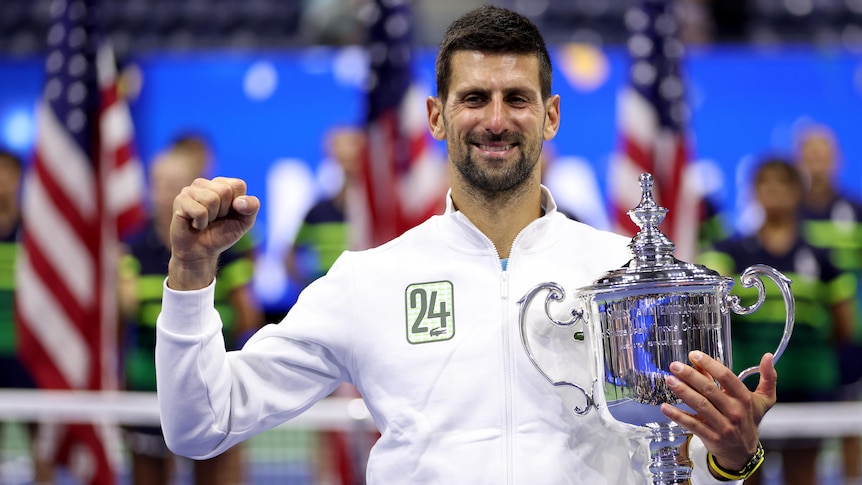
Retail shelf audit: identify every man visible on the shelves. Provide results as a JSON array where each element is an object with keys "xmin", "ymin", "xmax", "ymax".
[
  {"xmin": 794, "ymin": 124, "xmax": 862, "ymax": 483},
  {"xmin": 284, "ymin": 126, "xmax": 373, "ymax": 485},
  {"xmin": 156, "ymin": 7, "xmax": 775, "ymax": 483},
  {"xmin": 286, "ymin": 125, "xmax": 366, "ymax": 288},
  {"xmin": 121, "ymin": 148, "xmax": 260, "ymax": 484},
  {"xmin": 0, "ymin": 149, "xmax": 54, "ymax": 483}
]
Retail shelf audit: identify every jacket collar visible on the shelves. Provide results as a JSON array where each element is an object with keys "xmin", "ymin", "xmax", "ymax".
[
  {"xmin": 443, "ymin": 185, "xmax": 558, "ymax": 216},
  {"xmin": 437, "ymin": 185, "xmax": 563, "ymax": 255}
]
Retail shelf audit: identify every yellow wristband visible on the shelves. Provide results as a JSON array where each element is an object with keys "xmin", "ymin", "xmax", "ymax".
[{"xmin": 707, "ymin": 441, "xmax": 765, "ymax": 481}]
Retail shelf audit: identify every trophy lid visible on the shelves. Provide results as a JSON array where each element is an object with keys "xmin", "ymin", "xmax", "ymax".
[{"xmin": 587, "ymin": 173, "xmax": 723, "ymax": 290}]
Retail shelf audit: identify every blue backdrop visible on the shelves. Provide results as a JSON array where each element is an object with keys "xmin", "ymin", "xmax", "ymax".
[{"xmin": 2, "ymin": 45, "xmax": 861, "ymax": 310}]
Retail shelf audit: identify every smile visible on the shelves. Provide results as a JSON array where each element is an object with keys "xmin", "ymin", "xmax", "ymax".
[{"xmin": 475, "ymin": 144, "xmax": 515, "ymax": 152}]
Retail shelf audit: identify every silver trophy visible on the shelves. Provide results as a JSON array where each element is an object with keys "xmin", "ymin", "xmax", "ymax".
[{"xmin": 518, "ymin": 173, "xmax": 794, "ymax": 485}]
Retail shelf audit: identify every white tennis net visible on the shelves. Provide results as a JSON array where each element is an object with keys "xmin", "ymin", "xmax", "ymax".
[{"xmin": 0, "ymin": 390, "xmax": 860, "ymax": 484}]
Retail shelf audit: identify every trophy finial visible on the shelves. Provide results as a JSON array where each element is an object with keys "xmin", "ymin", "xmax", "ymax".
[
  {"xmin": 639, "ymin": 173, "xmax": 655, "ymax": 201},
  {"xmin": 627, "ymin": 172, "xmax": 676, "ymax": 267}
]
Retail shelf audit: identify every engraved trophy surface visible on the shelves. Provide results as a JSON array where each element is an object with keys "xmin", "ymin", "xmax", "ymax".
[{"xmin": 518, "ymin": 173, "xmax": 795, "ymax": 484}]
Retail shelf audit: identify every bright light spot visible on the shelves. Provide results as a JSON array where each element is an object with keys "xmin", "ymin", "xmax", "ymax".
[
  {"xmin": 557, "ymin": 43, "xmax": 610, "ymax": 93},
  {"xmin": 544, "ymin": 156, "xmax": 609, "ymax": 230},
  {"xmin": 513, "ymin": 0, "xmax": 548, "ymax": 17},
  {"xmin": 252, "ymin": 252, "xmax": 288, "ymax": 306},
  {"xmin": 628, "ymin": 34, "xmax": 653, "ymax": 58},
  {"xmin": 2, "ymin": 109, "xmax": 35, "ymax": 151},
  {"xmin": 255, "ymin": 158, "xmax": 316, "ymax": 304},
  {"xmin": 333, "ymin": 46, "xmax": 368, "ymax": 88},
  {"xmin": 316, "ymin": 157, "xmax": 345, "ymax": 198},
  {"xmin": 632, "ymin": 61, "xmax": 657, "ymax": 86},
  {"xmin": 243, "ymin": 61, "xmax": 278, "ymax": 101},
  {"xmin": 690, "ymin": 159, "xmax": 724, "ymax": 196},
  {"xmin": 783, "ymin": 0, "xmax": 813, "ymax": 16},
  {"xmin": 384, "ymin": 13, "xmax": 409, "ymax": 38}
]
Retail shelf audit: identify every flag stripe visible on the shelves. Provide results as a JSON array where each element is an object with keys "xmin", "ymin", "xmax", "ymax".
[
  {"xmin": 15, "ymin": 0, "xmax": 143, "ymax": 482},
  {"xmin": 31, "ymin": 154, "xmax": 97, "ymax": 255},
  {"xmin": 364, "ymin": 114, "xmax": 400, "ymax": 244},
  {"xmin": 613, "ymin": 0, "xmax": 700, "ymax": 262},
  {"xmin": 98, "ymin": 44, "xmax": 145, "ymax": 238},
  {"xmin": 100, "ymin": 102, "xmax": 132, "ymax": 151},
  {"xmin": 14, "ymin": 306, "xmax": 70, "ymax": 391},
  {"xmin": 356, "ymin": 0, "xmax": 445, "ymax": 249},
  {"xmin": 20, "ymin": 230, "xmax": 90, "ymax": 337},
  {"xmin": 35, "ymin": 102, "xmax": 98, "ymax": 220},
  {"xmin": 16, "ymin": 251, "xmax": 91, "ymax": 388},
  {"xmin": 22, "ymin": 171, "xmax": 96, "ymax": 305},
  {"xmin": 617, "ymin": 87, "xmax": 658, "ymax": 149},
  {"xmin": 106, "ymin": 157, "xmax": 145, "ymax": 223}
]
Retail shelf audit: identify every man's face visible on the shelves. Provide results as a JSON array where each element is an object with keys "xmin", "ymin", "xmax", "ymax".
[
  {"xmin": 427, "ymin": 51, "xmax": 559, "ymax": 197},
  {"xmin": 798, "ymin": 133, "xmax": 836, "ymax": 183},
  {"xmin": 328, "ymin": 129, "xmax": 365, "ymax": 181},
  {"xmin": 150, "ymin": 154, "xmax": 197, "ymax": 226},
  {"xmin": 756, "ymin": 168, "xmax": 800, "ymax": 216}
]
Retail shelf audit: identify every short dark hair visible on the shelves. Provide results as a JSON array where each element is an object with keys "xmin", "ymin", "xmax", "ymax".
[
  {"xmin": 754, "ymin": 156, "xmax": 803, "ymax": 192},
  {"xmin": 0, "ymin": 149, "xmax": 22, "ymax": 173},
  {"xmin": 435, "ymin": 6, "xmax": 552, "ymax": 102}
]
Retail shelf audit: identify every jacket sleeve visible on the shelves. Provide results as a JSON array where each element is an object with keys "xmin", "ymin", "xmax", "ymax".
[
  {"xmin": 156, "ymin": 254, "xmax": 357, "ymax": 459},
  {"xmin": 690, "ymin": 437, "xmax": 742, "ymax": 485},
  {"xmin": 156, "ymin": 280, "xmax": 233, "ymax": 458}
]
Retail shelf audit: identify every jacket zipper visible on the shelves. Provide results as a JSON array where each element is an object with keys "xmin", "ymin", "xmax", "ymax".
[
  {"xmin": 483, "ymin": 238, "xmax": 515, "ymax": 485},
  {"xmin": 500, "ymin": 268, "xmax": 513, "ymax": 485},
  {"xmin": 454, "ymin": 211, "xmax": 534, "ymax": 485},
  {"xmin": 502, "ymin": 227, "xmax": 530, "ymax": 485}
]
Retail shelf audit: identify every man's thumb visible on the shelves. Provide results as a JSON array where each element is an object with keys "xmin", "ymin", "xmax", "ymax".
[{"xmin": 233, "ymin": 195, "xmax": 260, "ymax": 216}]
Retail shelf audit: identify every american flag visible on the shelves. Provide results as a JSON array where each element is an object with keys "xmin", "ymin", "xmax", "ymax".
[
  {"xmin": 354, "ymin": 0, "xmax": 446, "ymax": 249},
  {"xmin": 611, "ymin": 0, "xmax": 701, "ymax": 261},
  {"xmin": 15, "ymin": 0, "xmax": 145, "ymax": 483}
]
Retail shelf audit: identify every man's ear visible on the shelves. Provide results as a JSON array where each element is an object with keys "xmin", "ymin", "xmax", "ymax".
[
  {"xmin": 543, "ymin": 94, "xmax": 561, "ymax": 141},
  {"xmin": 427, "ymin": 96, "xmax": 446, "ymax": 141}
]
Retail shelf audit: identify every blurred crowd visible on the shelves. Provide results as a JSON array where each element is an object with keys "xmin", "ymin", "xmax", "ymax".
[{"xmin": 1, "ymin": 0, "xmax": 862, "ymax": 61}]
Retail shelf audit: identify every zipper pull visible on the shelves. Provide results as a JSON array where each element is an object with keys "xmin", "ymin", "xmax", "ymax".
[{"xmin": 501, "ymin": 270, "xmax": 508, "ymax": 300}]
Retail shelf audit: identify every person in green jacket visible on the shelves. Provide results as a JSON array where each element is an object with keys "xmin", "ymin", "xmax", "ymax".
[
  {"xmin": 795, "ymin": 123, "xmax": 862, "ymax": 483},
  {"xmin": 0, "ymin": 149, "xmax": 54, "ymax": 484},
  {"xmin": 699, "ymin": 157, "xmax": 858, "ymax": 485},
  {"xmin": 118, "ymin": 146, "xmax": 262, "ymax": 485}
]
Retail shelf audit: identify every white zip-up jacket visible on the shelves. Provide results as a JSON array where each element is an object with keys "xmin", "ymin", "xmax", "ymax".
[{"xmin": 156, "ymin": 187, "xmax": 737, "ymax": 484}]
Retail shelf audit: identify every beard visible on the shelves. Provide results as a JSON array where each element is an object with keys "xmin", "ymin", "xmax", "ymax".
[{"xmin": 450, "ymin": 131, "xmax": 541, "ymax": 198}]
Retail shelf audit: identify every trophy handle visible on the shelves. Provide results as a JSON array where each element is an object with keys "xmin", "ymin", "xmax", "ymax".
[
  {"xmin": 726, "ymin": 264, "xmax": 795, "ymax": 381},
  {"xmin": 517, "ymin": 282, "xmax": 593, "ymax": 415}
]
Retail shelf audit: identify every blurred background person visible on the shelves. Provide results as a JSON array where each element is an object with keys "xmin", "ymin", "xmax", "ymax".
[
  {"xmin": 170, "ymin": 131, "xmax": 216, "ymax": 179},
  {"xmin": 286, "ymin": 125, "xmax": 365, "ymax": 288},
  {"xmin": 698, "ymin": 157, "xmax": 858, "ymax": 485},
  {"xmin": 118, "ymin": 145, "xmax": 263, "ymax": 485},
  {"xmin": 285, "ymin": 125, "xmax": 376, "ymax": 485},
  {"xmin": 0, "ymin": 149, "xmax": 54, "ymax": 484},
  {"xmin": 795, "ymin": 123, "xmax": 862, "ymax": 483}
]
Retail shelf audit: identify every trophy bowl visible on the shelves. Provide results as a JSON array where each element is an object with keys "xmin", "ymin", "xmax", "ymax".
[{"xmin": 518, "ymin": 173, "xmax": 794, "ymax": 485}]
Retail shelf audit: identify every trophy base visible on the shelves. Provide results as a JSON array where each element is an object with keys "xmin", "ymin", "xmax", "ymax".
[{"xmin": 645, "ymin": 422, "xmax": 693, "ymax": 485}]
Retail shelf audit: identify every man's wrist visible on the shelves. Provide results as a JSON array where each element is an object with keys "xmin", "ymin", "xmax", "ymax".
[
  {"xmin": 706, "ymin": 441, "xmax": 765, "ymax": 481},
  {"xmin": 167, "ymin": 257, "xmax": 218, "ymax": 290}
]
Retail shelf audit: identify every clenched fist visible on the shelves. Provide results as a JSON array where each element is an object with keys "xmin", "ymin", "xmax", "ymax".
[{"xmin": 167, "ymin": 177, "xmax": 260, "ymax": 291}]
